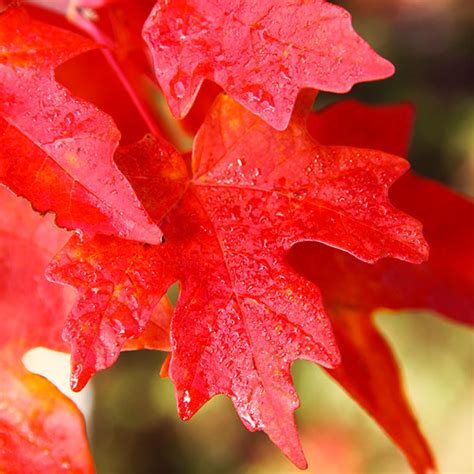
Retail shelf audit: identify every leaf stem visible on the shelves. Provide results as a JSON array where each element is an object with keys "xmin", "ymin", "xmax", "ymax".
[{"xmin": 70, "ymin": 8, "xmax": 166, "ymax": 140}]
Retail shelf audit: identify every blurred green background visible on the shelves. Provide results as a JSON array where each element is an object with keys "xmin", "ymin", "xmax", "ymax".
[{"xmin": 86, "ymin": 1, "xmax": 474, "ymax": 473}]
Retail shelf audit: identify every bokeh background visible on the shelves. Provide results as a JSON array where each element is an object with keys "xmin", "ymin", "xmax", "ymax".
[{"xmin": 23, "ymin": 0, "xmax": 474, "ymax": 472}]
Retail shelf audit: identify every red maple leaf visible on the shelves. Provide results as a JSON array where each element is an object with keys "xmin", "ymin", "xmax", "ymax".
[
  {"xmin": 142, "ymin": 0, "xmax": 394, "ymax": 130},
  {"xmin": 0, "ymin": 7, "xmax": 161, "ymax": 243},
  {"xmin": 287, "ymin": 100, "xmax": 474, "ymax": 473},
  {"xmin": 47, "ymin": 93, "xmax": 427, "ymax": 467}
]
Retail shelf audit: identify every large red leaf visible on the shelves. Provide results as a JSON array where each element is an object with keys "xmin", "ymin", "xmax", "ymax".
[
  {"xmin": 288, "ymin": 100, "xmax": 473, "ymax": 473},
  {"xmin": 142, "ymin": 0, "xmax": 394, "ymax": 130},
  {"xmin": 0, "ymin": 7, "xmax": 161, "ymax": 243},
  {"xmin": 48, "ymin": 94, "xmax": 427, "ymax": 467}
]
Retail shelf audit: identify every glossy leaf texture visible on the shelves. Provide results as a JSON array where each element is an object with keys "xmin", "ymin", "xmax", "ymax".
[
  {"xmin": 0, "ymin": 185, "xmax": 94, "ymax": 473},
  {"xmin": 289, "ymin": 100, "xmax": 474, "ymax": 473},
  {"xmin": 0, "ymin": 7, "xmax": 161, "ymax": 244},
  {"xmin": 48, "ymin": 94, "xmax": 428, "ymax": 468},
  {"xmin": 142, "ymin": 0, "xmax": 394, "ymax": 130}
]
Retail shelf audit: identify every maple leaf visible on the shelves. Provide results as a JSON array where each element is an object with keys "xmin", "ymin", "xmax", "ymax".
[
  {"xmin": 142, "ymin": 0, "xmax": 395, "ymax": 130},
  {"xmin": 0, "ymin": 7, "xmax": 161, "ymax": 243},
  {"xmin": 287, "ymin": 100, "xmax": 474, "ymax": 473},
  {"xmin": 0, "ymin": 185, "xmax": 93, "ymax": 473},
  {"xmin": 48, "ymin": 93, "xmax": 427, "ymax": 467}
]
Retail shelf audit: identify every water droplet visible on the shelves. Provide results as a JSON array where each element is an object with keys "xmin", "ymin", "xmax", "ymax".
[
  {"xmin": 173, "ymin": 81, "xmax": 185, "ymax": 99},
  {"xmin": 183, "ymin": 390, "xmax": 191, "ymax": 404},
  {"xmin": 64, "ymin": 112, "xmax": 75, "ymax": 126},
  {"xmin": 240, "ymin": 410, "xmax": 257, "ymax": 429},
  {"xmin": 70, "ymin": 363, "xmax": 83, "ymax": 390}
]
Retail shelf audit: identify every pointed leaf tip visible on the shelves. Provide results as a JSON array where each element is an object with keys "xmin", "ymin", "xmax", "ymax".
[{"xmin": 143, "ymin": 0, "xmax": 395, "ymax": 130}]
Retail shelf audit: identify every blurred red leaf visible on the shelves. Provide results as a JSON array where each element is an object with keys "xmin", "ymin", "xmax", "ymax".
[
  {"xmin": 299, "ymin": 100, "xmax": 474, "ymax": 326},
  {"xmin": 0, "ymin": 362, "xmax": 95, "ymax": 474},
  {"xmin": 0, "ymin": 180, "xmax": 170, "ymax": 472},
  {"xmin": 307, "ymin": 99, "xmax": 415, "ymax": 158},
  {"xmin": 0, "ymin": 187, "xmax": 72, "ymax": 354},
  {"xmin": 48, "ymin": 94, "xmax": 427, "ymax": 467},
  {"xmin": 0, "ymin": 185, "xmax": 93, "ymax": 473},
  {"xmin": 142, "ymin": 0, "xmax": 394, "ymax": 130},
  {"xmin": 0, "ymin": 7, "xmax": 161, "ymax": 243},
  {"xmin": 288, "ymin": 100, "xmax": 473, "ymax": 473}
]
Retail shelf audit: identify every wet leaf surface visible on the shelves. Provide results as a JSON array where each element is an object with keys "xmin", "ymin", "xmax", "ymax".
[
  {"xmin": 0, "ymin": 7, "xmax": 161, "ymax": 243},
  {"xmin": 143, "ymin": 0, "xmax": 394, "ymax": 130}
]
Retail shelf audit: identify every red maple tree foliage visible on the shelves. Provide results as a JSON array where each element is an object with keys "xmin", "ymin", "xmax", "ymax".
[{"xmin": 0, "ymin": 1, "xmax": 472, "ymax": 473}]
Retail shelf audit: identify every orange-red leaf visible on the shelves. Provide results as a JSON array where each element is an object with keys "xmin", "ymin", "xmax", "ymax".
[
  {"xmin": 48, "ymin": 94, "xmax": 428, "ymax": 467},
  {"xmin": 319, "ymin": 308, "xmax": 436, "ymax": 474},
  {"xmin": 0, "ymin": 361, "xmax": 94, "ymax": 474},
  {"xmin": 0, "ymin": 7, "xmax": 161, "ymax": 243},
  {"xmin": 143, "ymin": 0, "xmax": 394, "ymax": 130}
]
